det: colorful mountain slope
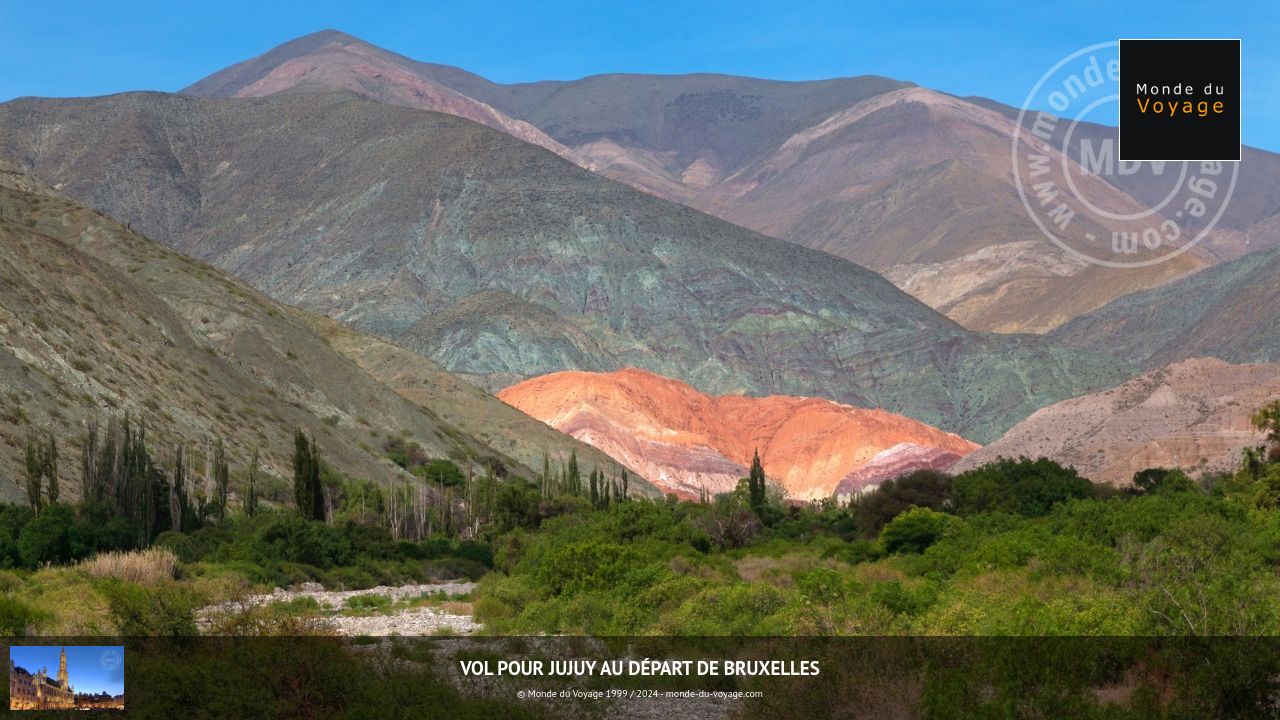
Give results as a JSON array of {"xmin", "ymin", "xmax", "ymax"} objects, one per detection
[
  {"xmin": 952, "ymin": 358, "xmax": 1279, "ymax": 485},
  {"xmin": 498, "ymin": 368, "xmax": 978, "ymax": 499}
]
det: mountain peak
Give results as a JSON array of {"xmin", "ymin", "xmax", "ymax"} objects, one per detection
[
  {"xmin": 183, "ymin": 29, "xmax": 373, "ymax": 97},
  {"xmin": 181, "ymin": 29, "xmax": 576, "ymax": 160}
]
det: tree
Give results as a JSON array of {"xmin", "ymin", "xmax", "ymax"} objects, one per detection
[
  {"xmin": 293, "ymin": 430, "xmax": 311, "ymax": 517},
  {"xmin": 43, "ymin": 434, "xmax": 58, "ymax": 505},
  {"xmin": 748, "ymin": 449, "xmax": 767, "ymax": 513},
  {"xmin": 952, "ymin": 457, "xmax": 1092, "ymax": 517},
  {"xmin": 292, "ymin": 430, "xmax": 324, "ymax": 521},
  {"xmin": 1252, "ymin": 401, "xmax": 1280, "ymax": 459},
  {"xmin": 880, "ymin": 506, "xmax": 958, "ymax": 554},
  {"xmin": 23, "ymin": 430, "xmax": 57, "ymax": 512},
  {"xmin": 170, "ymin": 446, "xmax": 187, "ymax": 534},
  {"xmin": 567, "ymin": 451, "xmax": 581, "ymax": 497},
  {"xmin": 701, "ymin": 495, "xmax": 759, "ymax": 549},
  {"xmin": 17, "ymin": 503, "xmax": 74, "ymax": 567},
  {"xmin": 212, "ymin": 438, "xmax": 229, "ymax": 523},
  {"xmin": 541, "ymin": 452, "xmax": 552, "ymax": 500},
  {"xmin": 422, "ymin": 458, "xmax": 465, "ymax": 487},
  {"xmin": 852, "ymin": 469, "xmax": 953, "ymax": 538},
  {"xmin": 244, "ymin": 448, "xmax": 260, "ymax": 517},
  {"xmin": 24, "ymin": 433, "xmax": 43, "ymax": 512},
  {"xmin": 1133, "ymin": 467, "xmax": 1197, "ymax": 495}
]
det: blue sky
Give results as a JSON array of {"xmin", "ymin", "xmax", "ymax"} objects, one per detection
[
  {"xmin": 9, "ymin": 646, "xmax": 124, "ymax": 695},
  {"xmin": 1, "ymin": 1, "xmax": 1276, "ymax": 149}
]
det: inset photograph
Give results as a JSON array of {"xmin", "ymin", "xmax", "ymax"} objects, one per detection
[{"xmin": 9, "ymin": 646, "xmax": 124, "ymax": 711}]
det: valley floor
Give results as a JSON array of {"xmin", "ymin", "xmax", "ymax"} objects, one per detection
[{"xmin": 199, "ymin": 581, "xmax": 480, "ymax": 636}]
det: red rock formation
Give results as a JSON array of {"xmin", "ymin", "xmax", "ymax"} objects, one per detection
[
  {"xmin": 952, "ymin": 358, "xmax": 1280, "ymax": 485},
  {"xmin": 831, "ymin": 444, "xmax": 966, "ymax": 499},
  {"xmin": 498, "ymin": 368, "xmax": 978, "ymax": 500}
]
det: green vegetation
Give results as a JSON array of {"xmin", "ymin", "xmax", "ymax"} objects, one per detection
[
  {"xmin": 293, "ymin": 430, "xmax": 325, "ymax": 522},
  {"xmin": 6, "ymin": 403, "xmax": 1280, "ymax": 648},
  {"xmin": 23, "ymin": 430, "xmax": 57, "ymax": 511},
  {"xmin": 344, "ymin": 593, "xmax": 392, "ymax": 613},
  {"xmin": 473, "ymin": 447, "xmax": 1280, "ymax": 637}
]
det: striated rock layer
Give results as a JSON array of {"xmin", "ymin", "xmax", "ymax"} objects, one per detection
[
  {"xmin": 0, "ymin": 91, "xmax": 1135, "ymax": 443},
  {"xmin": 498, "ymin": 368, "xmax": 978, "ymax": 500},
  {"xmin": 831, "ymin": 444, "xmax": 967, "ymax": 499},
  {"xmin": 952, "ymin": 358, "xmax": 1280, "ymax": 485},
  {"xmin": 182, "ymin": 31, "xmax": 1280, "ymax": 333}
]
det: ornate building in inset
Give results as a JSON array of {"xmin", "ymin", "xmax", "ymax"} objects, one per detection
[{"xmin": 9, "ymin": 647, "xmax": 76, "ymax": 710}]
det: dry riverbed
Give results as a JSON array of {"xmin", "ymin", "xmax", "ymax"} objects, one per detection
[{"xmin": 199, "ymin": 582, "xmax": 480, "ymax": 635}]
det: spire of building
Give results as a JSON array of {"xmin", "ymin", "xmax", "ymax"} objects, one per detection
[{"xmin": 57, "ymin": 647, "xmax": 68, "ymax": 689}]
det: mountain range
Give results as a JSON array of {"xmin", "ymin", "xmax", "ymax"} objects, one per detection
[
  {"xmin": 3, "ymin": 29, "xmax": 1278, "ymax": 497},
  {"xmin": 954, "ymin": 358, "xmax": 1277, "ymax": 485},
  {"xmin": 1050, "ymin": 246, "xmax": 1280, "ymax": 369},
  {"xmin": 0, "ymin": 90, "xmax": 1138, "ymax": 444},
  {"xmin": 0, "ymin": 162, "xmax": 634, "ymax": 501},
  {"xmin": 182, "ymin": 30, "xmax": 1280, "ymax": 333}
]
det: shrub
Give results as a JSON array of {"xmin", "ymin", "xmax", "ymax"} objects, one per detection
[
  {"xmin": 0, "ymin": 595, "xmax": 50, "ymax": 636},
  {"xmin": 700, "ymin": 496, "xmax": 759, "ymax": 549},
  {"xmin": 17, "ymin": 503, "xmax": 74, "ymax": 567},
  {"xmin": 1132, "ymin": 467, "xmax": 1198, "ymax": 495},
  {"xmin": 257, "ymin": 515, "xmax": 354, "ymax": 569},
  {"xmin": 870, "ymin": 580, "xmax": 933, "ymax": 616},
  {"xmin": 418, "ymin": 459, "xmax": 465, "ymax": 487},
  {"xmin": 422, "ymin": 557, "xmax": 489, "ymax": 582},
  {"xmin": 661, "ymin": 583, "xmax": 788, "ymax": 635},
  {"xmin": 852, "ymin": 469, "xmax": 953, "ymax": 537},
  {"xmin": 880, "ymin": 507, "xmax": 959, "ymax": 554},
  {"xmin": 530, "ymin": 541, "xmax": 649, "ymax": 597},
  {"xmin": 345, "ymin": 593, "xmax": 392, "ymax": 612},
  {"xmin": 153, "ymin": 531, "xmax": 195, "ymax": 562},
  {"xmin": 97, "ymin": 580, "xmax": 199, "ymax": 636},
  {"xmin": 0, "ymin": 570, "xmax": 23, "ymax": 593},
  {"xmin": 952, "ymin": 458, "xmax": 1092, "ymax": 517},
  {"xmin": 326, "ymin": 566, "xmax": 376, "ymax": 591},
  {"xmin": 203, "ymin": 599, "xmax": 332, "ymax": 636}
]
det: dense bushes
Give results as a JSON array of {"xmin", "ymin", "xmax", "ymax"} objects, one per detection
[
  {"xmin": 952, "ymin": 457, "xmax": 1092, "ymax": 517},
  {"xmin": 97, "ymin": 579, "xmax": 199, "ymax": 636},
  {"xmin": 0, "ymin": 502, "xmax": 140, "ymax": 569},
  {"xmin": 8, "ymin": 447, "xmax": 1280, "ymax": 642},
  {"xmin": 879, "ymin": 507, "xmax": 957, "ymax": 554},
  {"xmin": 851, "ymin": 469, "xmax": 953, "ymax": 537},
  {"xmin": 474, "ymin": 454, "xmax": 1280, "ymax": 637},
  {"xmin": 0, "ymin": 594, "xmax": 50, "ymax": 636},
  {"xmin": 151, "ymin": 510, "xmax": 493, "ymax": 590}
]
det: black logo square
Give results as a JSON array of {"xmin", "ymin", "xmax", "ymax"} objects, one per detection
[{"xmin": 1119, "ymin": 39, "xmax": 1240, "ymax": 161}]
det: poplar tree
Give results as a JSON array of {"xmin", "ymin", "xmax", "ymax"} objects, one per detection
[
  {"xmin": 244, "ymin": 447, "xmax": 260, "ymax": 517},
  {"xmin": 292, "ymin": 430, "xmax": 324, "ymax": 521},
  {"xmin": 748, "ymin": 449, "xmax": 767, "ymax": 512},
  {"xmin": 542, "ymin": 451, "xmax": 552, "ymax": 499},
  {"xmin": 212, "ymin": 437, "xmax": 229, "ymax": 523},
  {"xmin": 23, "ymin": 430, "xmax": 58, "ymax": 511},
  {"xmin": 24, "ymin": 433, "xmax": 43, "ymax": 512},
  {"xmin": 170, "ymin": 446, "xmax": 186, "ymax": 533},
  {"xmin": 567, "ymin": 450, "xmax": 581, "ymax": 497},
  {"xmin": 43, "ymin": 434, "xmax": 58, "ymax": 505}
]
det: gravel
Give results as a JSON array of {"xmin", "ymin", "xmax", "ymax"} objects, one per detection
[{"xmin": 199, "ymin": 581, "xmax": 479, "ymax": 636}]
